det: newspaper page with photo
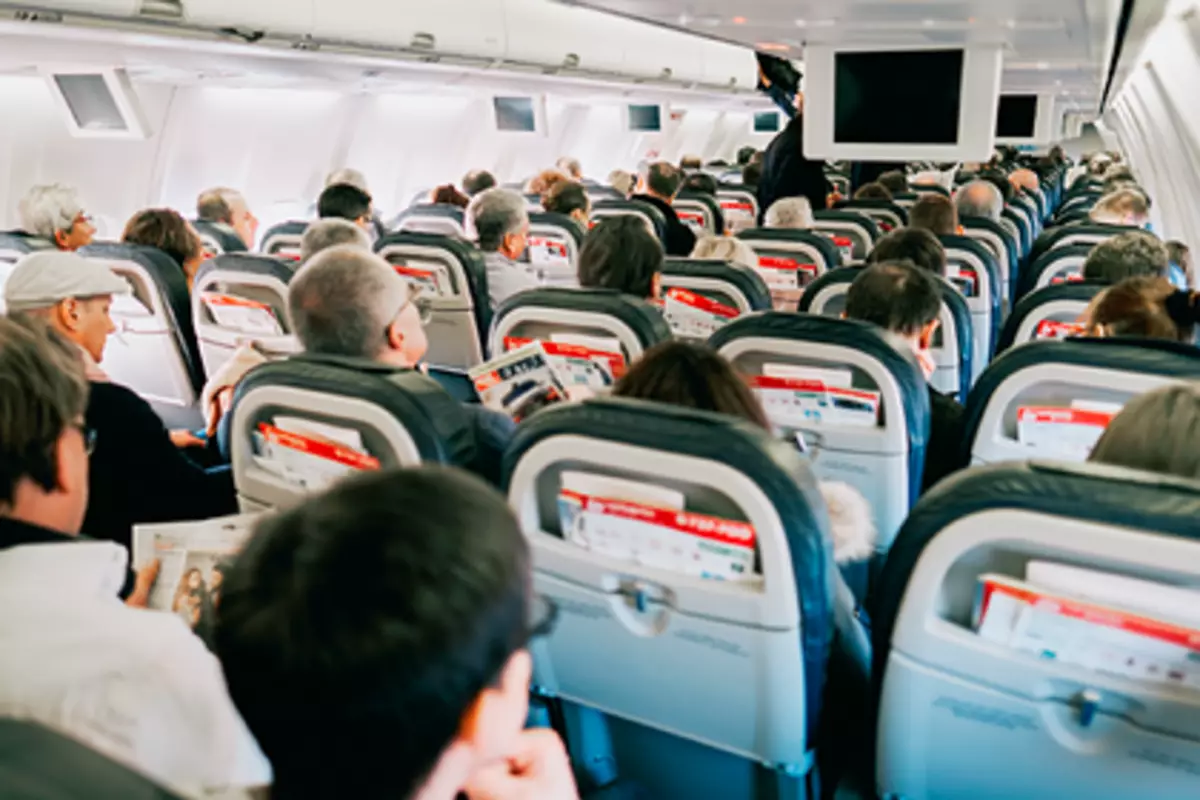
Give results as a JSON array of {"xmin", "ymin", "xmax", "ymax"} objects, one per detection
[
  {"xmin": 470, "ymin": 341, "xmax": 568, "ymax": 421},
  {"xmin": 252, "ymin": 415, "xmax": 381, "ymax": 492},
  {"xmin": 501, "ymin": 333, "xmax": 624, "ymax": 397}
]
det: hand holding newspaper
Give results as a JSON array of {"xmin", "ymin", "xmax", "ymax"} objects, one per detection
[{"xmin": 471, "ymin": 335, "xmax": 626, "ymax": 419}]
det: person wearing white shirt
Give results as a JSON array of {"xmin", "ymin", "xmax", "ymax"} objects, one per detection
[
  {"xmin": 0, "ymin": 315, "xmax": 270, "ymax": 796},
  {"xmin": 466, "ymin": 188, "xmax": 539, "ymax": 308}
]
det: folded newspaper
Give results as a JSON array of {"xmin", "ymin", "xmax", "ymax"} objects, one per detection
[
  {"xmin": 471, "ymin": 336, "xmax": 622, "ymax": 419},
  {"xmin": 663, "ymin": 287, "xmax": 740, "ymax": 339},
  {"xmin": 1016, "ymin": 403, "xmax": 1119, "ymax": 461},
  {"xmin": 252, "ymin": 415, "xmax": 381, "ymax": 492}
]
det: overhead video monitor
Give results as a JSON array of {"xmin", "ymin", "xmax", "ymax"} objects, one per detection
[
  {"xmin": 803, "ymin": 44, "xmax": 1003, "ymax": 161},
  {"xmin": 41, "ymin": 67, "xmax": 151, "ymax": 140},
  {"xmin": 626, "ymin": 104, "xmax": 662, "ymax": 132},
  {"xmin": 995, "ymin": 93, "xmax": 1055, "ymax": 145},
  {"xmin": 754, "ymin": 111, "xmax": 781, "ymax": 133},
  {"xmin": 493, "ymin": 96, "xmax": 538, "ymax": 133}
]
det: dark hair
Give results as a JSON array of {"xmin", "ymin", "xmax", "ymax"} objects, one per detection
[
  {"xmin": 680, "ymin": 155, "xmax": 703, "ymax": 170},
  {"xmin": 1167, "ymin": 240, "xmax": 1192, "ymax": 282},
  {"xmin": 647, "ymin": 162, "xmax": 684, "ymax": 198},
  {"xmin": 1085, "ymin": 276, "xmax": 1192, "ymax": 342},
  {"xmin": 979, "ymin": 169, "xmax": 1015, "ymax": 204},
  {"xmin": 736, "ymin": 146, "xmax": 758, "ymax": 166},
  {"xmin": 908, "ymin": 195, "xmax": 958, "ymax": 236},
  {"xmin": 122, "ymin": 208, "xmax": 204, "ymax": 269},
  {"xmin": 614, "ymin": 341, "xmax": 770, "ymax": 430},
  {"xmin": 430, "ymin": 184, "xmax": 469, "ymax": 208},
  {"xmin": 683, "ymin": 172, "xmax": 719, "ymax": 197},
  {"xmin": 877, "ymin": 171, "xmax": 909, "ymax": 194},
  {"xmin": 853, "ymin": 182, "xmax": 893, "ymax": 201},
  {"xmin": 0, "ymin": 316, "xmax": 88, "ymax": 506},
  {"xmin": 215, "ymin": 467, "xmax": 531, "ymax": 800},
  {"xmin": 543, "ymin": 181, "xmax": 590, "ymax": 218},
  {"xmin": 577, "ymin": 216, "xmax": 664, "ymax": 298},
  {"xmin": 845, "ymin": 261, "xmax": 942, "ymax": 336},
  {"xmin": 317, "ymin": 183, "xmax": 373, "ymax": 223},
  {"xmin": 462, "ymin": 170, "xmax": 497, "ymax": 197},
  {"xmin": 742, "ymin": 161, "xmax": 763, "ymax": 188},
  {"xmin": 1089, "ymin": 385, "xmax": 1200, "ymax": 480},
  {"xmin": 869, "ymin": 228, "xmax": 947, "ymax": 276},
  {"xmin": 1083, "ymin": 232, "xmax": 1170, "ymax": 285}
]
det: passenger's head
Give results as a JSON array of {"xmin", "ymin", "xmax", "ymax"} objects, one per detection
[
  {"xmin": 1090, "ymin": 188, "xmax": 1151, "ymax": 227},
  {"xmin": 197, "ymin": 187, "xmax": 258, "ymax": 248},
  {"xmin": 690, "ymin": 236, "xmax": 759, "ymax": 270},
  {"xmin": 215, "ymin": 467, "xmax": 537, "ymax": 800},
  {"xmin": 683, "ymin": 172, "xmax": 719, "ymax": 197},
  {"xmin": 299, "ymin": 219, "xmax": 372, "ymax": 264},
  {"xmin": 845, "ymin": 261, "xmax": 942, "ymax": 364},
  {"xmin": 467, "ymin": 188, "xmax": 530, "ymax": 259},
  {"xmin": 764, "ymin": 196, "xmax": 814, "ymax": 230},
  {"xmin": 1089, "ymin": 385, "xmax": 1200, "ymax": 481},
  {"xmin": 741, "ymin": 161, "xmax": 763, "ymax": 189},
  {"xmin": 555, "ymin": 156, "xmax": 583, "ymax": 181},
  {"xmin": 4, "ymin": 251, "xmax": 128, "ymax": 364},
  {"xmin": 430, "ymin": 184, "xmax": 470, "ymax": 209},
  {"xmin": 121, "ymin": 209, "xmax": 205, "ymax": 285},
  {"xmin": 1167, "ymin": 240, "xmax": 1193, "ymax": 286},
  {"xmin": 680, "ymin": 155, "xmax": 703, "ymax": 171},
  {"xmin": 869, "ymin": 228, "xmax": 947, "ymax": 277},
  {"xmin": 608, "ymin": 169, "xmax": 636, "ymax": 196},
  {"xmin": 978, "ymin": 169, "xmax": 1015, "ymax": 204},
  {"xmin": 908, "ymin": 194, "xmax": 958, "ymax": 236},
  {"xmin": 0, "ymin": 317, "xmax": 90, "ymax": 535},
  {"xmin": 317, "ymin": 183, "xmax": 374, "ymax": 230},
  {"xmin": 462, "ymin": 169, "xmax": 497, "ymax": 197},
  {"xmin": 1088, "ymin": 153, "xmax": 1113, "ymax": 176},
  {"xmin": 853, "ymin": 183, "xmax": 893, "ymax": 202},
  {"xmin": 613, "ymin": 341, "xmax": 770, "ymax": 429},
  {"xmin": 288, "ymin": 246, "xmax": 428, "ymax": 368},
  {"xmin": 1084, "ymin": 276, "xmax": 1192, "ymax": 342},
  {"xmin": 1082, "ymin": 232, "xmax": 1170, "ymax": 284},
  {"xmin": 18, "ymin": 184, "xmax": 96, "ymax": 251},
  {"xmin": 645, "ymin": 162, "xmax": 684, "ymax": 201},
  {"xmin": 577, "ymin": 216, "xmax": 663, "ymax": 299},
  {"xmin": 955, "ymin": 180, "xmax": 1004, "ymax": 224},
  {"xmin": 325, "ymin": 168, "xmax": 370, "ymax": 194},
  {"xmin": 736, "ymin": 146, "xmax": 758, "ymax": 166},
  {"xmin": 542, "ymin": 181, "xmax": 591, "ymax": 226},
  {"xmin": 1009, "ymin": 168, "xmax": 1040, "ymax": 193},
  {"xmin": 525, "ymin": 169, "xmax": 568, "ymax": 197},
  {"xmin": 877, "ymin": 171, "xmax": 909, "ymax": 194}
]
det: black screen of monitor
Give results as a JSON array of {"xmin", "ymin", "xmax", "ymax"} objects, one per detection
[
  {"xmin": 628, "ymin": 105, "xmax": 662, "ymax": 132},
  {"xmin": 834, "ymin": 49, "xmax": 964, "ymax": 145},
  {"xmin": 494, "ymin": 97, "xmax": 536, "ymax": 132},
  {"xmin": 996, "ymin": 95, "xmax": 1039, "ymax": 138},
  {"xmin": 754, "ymin": 111, "xmax": 781, "ymax": 133}
]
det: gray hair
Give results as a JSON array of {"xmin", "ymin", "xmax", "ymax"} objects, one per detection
[
  {"xmin": 608, "ymin": 169, "xmax": 636, "ymax": 196},
  {"xmin": 690, "ymin": 236, "xmax": 760, "ymax": 270},
  {"xmin": 1091, "ymin": 188, "xmax": 1151, "ymax": 225},
  {"xmin": 1082, "ymin": 231, "xmax": 1169, "ymax": 284},
  {"xmin": 955, "ymin": 180, "xmax": 1004, "ymax": 223},
  {"xmin": 467, "ymin": 188, "xmax": 529, "ymax": 252},
  {"xmin": 19, "ymin": 184, "xmax": 85, "ymax": 238},
  {"xmin": 288, "ymin": 245, "xmax": 408, "ymax": 359},
  {"xmin": 764, "ymin": 197, "xmax": 814, "ymax": 230},
  {"xmin": 300, "ymin": 219, "xmax": 372, "ymax": 264},
  {"xmin": 556, "ymin": 157, "xmax": 582, "ymax": 179},
  {"xmin": 196, "ymin": 187, "xmax": 246, "ymax": 223},
  {"xmin": 325, "ymin": 168, "xmax": 370, "ymax": 194}
]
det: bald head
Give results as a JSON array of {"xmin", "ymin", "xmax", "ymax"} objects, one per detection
[
  {"xmin": 1010, "ymin": 168, "xmax": 1039, "ymax": 193},
  {"xmin": 955, "ymin": 181, "xmax": 1004, "ymax": 224}
]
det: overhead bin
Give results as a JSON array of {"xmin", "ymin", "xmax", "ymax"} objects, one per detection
[
  {"xmin": 25, "ymin": 0, "xmax": 144, "ymax": 14},
  {"xmin": 183, "ymin": 0, "xmax": 314, "ymax": 36},
  {"xmin": 312, "ymin": 0, "xmax": 506, "ymax": 60},
  {"xmin": 503, "ymin": 0, "xmax": 628, "ymax": 74}
]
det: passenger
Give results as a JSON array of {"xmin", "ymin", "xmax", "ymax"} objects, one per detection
[
  {"xmin": 844, "ymin": 261, "xmax": 964, "ymax": 492},
  {"xmin": 908, "ymin": 194, "xmax": 958, "ymax": 236},
  {"xmin": 1166, "ymin": 240, "xmax": 1193, "ymax": 289},
  {"xmin": 556, "ymin": 156, "xmax": 584, "ymax": 181},
  {"xmin": 18, "ymin": 184, "xmax": 96, "ymax": 251},
  {"xmin": 577, "ymin": 216, "xmax": 663, "ymax": 301},
  {"xmin": 542, "ymin": 180, "xmax": 591, "ymax": 227},
  {"xmin": 466, "ymin": 188, "xmax": 539, "ymax": 308},
  {"xmin": 877, "ymin": 170, "xmax": 909, "ymax": 195},
  {"xmin": 631, "ymin": 162, "xmax": 698, "ymax": 257},
  {"xmin": 462, "ymin": 169, "xmax": 497, "ymax": 197},
  {"xmin": 318, "ymin": 183, "xmax": 373, "ymax": 230},
  {"xmin": 763, "ymin": 196, "xmax": 814, "ymax": 230},
  {"xmin": 741, "ymin": 160, "xmax": 763, "ymax": 191},
  {"xmin": 955, "ymin": 180, "xmax": 1004, "ymax": 224},
  {"xmin": 1089, "ymin": 385, "xmax": 1200, "ymax": 480},
  {"xmin": 121, "ymin": 208, "xmax": 206, "ymax": 290},
  {"xmin": 757, "ymin": 108, "xmax": 829, "ymax": 222},
  {"xmin": 977, "ymin": 169, "xmax": 1015, "ymax": 205},
  {"xmin": 1082, "ymin": 232, "xmax": 1170, "ymax": 284},
  {"xmin": 215, "ymin": 467, "xmax": 577, "ymax": 800},
  {"xmin": 681, "ymin": 172, "xmax": 727, "ymax": 233},
  {"xmin": 736, "ymin": 146, "xmax": 758, "ymax": 166},
  {"xmin": 299, "ymin": 218, "xmax": 371, "ymax": 264},
  {"xmin": 4, "ymin": 252, "xmax": 239, "ymax": 552},
  {"xmin": 430, "ymin": 184, "xmax": 470, "ymax": 208},
  {"xmin": 1089, "ymin": 188, "xmax": 1151, "ymax": 227},
  {"xmin": 525, "ymin": 169, "xmax": 569, "ymax": 196},
  {"xmin": 608, "ymin": 169, "xmax": 637, "ymax": 197},
  {"xmin": 0, "ymin": 315, "xmax": 269, "ymax": 795},
  {"xmin": 680, "ymin": 155, "xmax": 703, "ymax": 171},
  {"xmin": 868, "ymin": 228, "xmax": 948, "ymax": 277},
  {"xmin": 1083, "ymin": 276, "xmax": 1194, "ymax": 343},
  {"xmin": 1009, "ymin": 168, "xmax": 1040, "ymax": 194},
  {"xmin": 196, "ymin": 187, "xmax": 258, "ymax": 251},
  {"xmin": 288, "ymin": 247, "xmax": 515, "ymax": 484},
  {"xmin": 690, "ymin": 235, "xmax": 759, "ymax": 271},
  {"xmin": 853, "ymin": 182, "xmax": 893, "ymax": 202},
  {"xmin": 325, "ymin": 168, "xmax": 371, "ymax": 194}
]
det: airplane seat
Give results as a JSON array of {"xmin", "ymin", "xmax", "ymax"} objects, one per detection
[
  {"xmin": 962, "ymin": 338, "xmax": 1200, "ymax": 467},
  {"xmin": 488, "ymin": 287, "xmax": 671, "ymax": 372},
  {"xmin": 526, "ymin": 211, "xmax": 585, "ymax": 288},
  {"xmin": 0, "ymin": 718, "xmax": 184, "ymax": 799},
  {"xmin": 259, "ymin": 220, "xmax": 308, "ymax": 264},
  {"xmin": 737, "ymin": 229, "xmax": 844, "ymax": 294},
  {"xmin": 832, "ymin": 199, "xmax": 908, "ymax": 234},
  {"xmin": 673, "ymin": 191, "xmax": 724, "ymax": 235},
  {"xmin": 590, "ymin": 200, "xmax": 667, "ymax": 243},
  {"xmin": 715, "ymin": 185, "xmax": 759, "ymax": 232},
  {"xmin": 229, "ymin": 352, "xmax": 477, "ymax": 511},
  {"xmin": 812, "ymin": 210, "xmax": 880, "ymax": 262},
  {"xmin": 660, "ymin": 258, "xmax": 771, "ymax": 341},
  {"xmin": 1047, "ymin": 223, "xmax": 1143, "ymax": 253},
  {"xmin": 708, "ymin": 314, "xmax": 931, "ymax": 557},
  {"xmin": 191, "ymin": 219, "xmax": 247, "ymax": 256},
  {"xmin": 938, "ymin": 235, "xmax": 1003, "ymax": 370},
  {"xmin": 389, "ymin": 204, "xmax": 467, "ymax": 238},
  {"xmin": 77, "ymin": 242, "xmax": 204, "ymax": 429},
  {"xmin": 0, "ymin": 231, "xmax": 54, "ymax": 313},
  {"xmin": 374, "ymin": 231, "xmax": 491, "ymax": 369},
  {"xmin": 1018, "ymin": 244, "xmax": 1094, "ymax": 299},
  {"xmin": 1012, "ymin": 193, "xmax": 1043, "ymax": 237},
  {"xmin": 192, "ymin": 254, "xmax": 301, "ymax": 377},
  {"xmin": 890, "ymin": 192, "xmax": 919, "ymax": 212},
  {"xmin": 960, "ymin": 217, "xmax": 1020, "ymax": 294},
  {"xmin": 522, "ymin": 193, "xmax": 543, "ymax": 212},
  {"xmin": 871, "ymin": 460, "xmax": 1200, "ymax": 800},
  {"xmin": 1055, "ymin": 192, "xmax": 1103, "ymax": 222},
  {"xmin": 1001, "ymin": 208, "xmax": 1031, "ymax": 257},
  {"xmin": 503, "ymin": 397, "xmax": 839, "ymax": 799},
  {"xmin": 798, "ymin": 266, "xmax": 974, "ymax": 400},
  {"xmin": 995, "ymin": 283, "xmax": 1104, "ymax": 354},
  {"xmin": 585, "ymin": 186, "xmax": 625, "ymax": 205},
  {"xmin": 910, "ymin": 184, "xmax": 951, "ymax": 199}
]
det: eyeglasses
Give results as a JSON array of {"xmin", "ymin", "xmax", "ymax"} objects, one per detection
[
  {"xmin": 73, "ymin": 423, "xmax": 97, "ymax": 455},
  {"xmin": 524, "ymin": 593, "xmax": 559, "ymax": 644}
]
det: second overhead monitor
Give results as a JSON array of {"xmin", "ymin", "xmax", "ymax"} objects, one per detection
[{"xmin": 995, "ymin": 93, "xmax": 1056, "ymax": 145}]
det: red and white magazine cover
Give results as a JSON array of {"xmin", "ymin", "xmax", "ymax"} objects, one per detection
[{"xmin": 663, "ymin": 287, "xmax": 740, "ymax": 339}]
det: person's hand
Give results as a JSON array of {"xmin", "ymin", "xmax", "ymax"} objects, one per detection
[
  {"xmin": 125, "ymin": 559, "xmax": 161, "ymax": 608},
  {"xmin": 464, "ymin": 729, "xmax": 579, "ymax": 800},
  {"xmin": 170, "ymin": 429, "xmax": 206, "ymax": 449}
]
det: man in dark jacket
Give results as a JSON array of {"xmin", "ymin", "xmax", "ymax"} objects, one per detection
[
  {"xmin": 757, "ymin": 106, "xmax": 830, "ymax": 225},
  {"xmin": 631, "ymin": 162, "xmax": 697, "ymax": 257}
]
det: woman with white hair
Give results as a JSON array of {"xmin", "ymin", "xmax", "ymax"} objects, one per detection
[
  {"xmin": 690, "ymin": 235, "xmax": 760, "ymax": 271},
  {"xmin": 18, "ymin": 184, "xmax": 96, "ymax": 251},
  {"xmin": 764, "ymin": 196, "xmax": 814, "ymax": 230}
]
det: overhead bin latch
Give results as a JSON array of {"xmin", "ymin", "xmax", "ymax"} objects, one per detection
[
  {"xmin": 411, "ymin": 32, "xmax": 436, "ymax": 51},
  {"xmin": 562, "ymin": 53, "xmax": 581, "ymax": 69}
]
